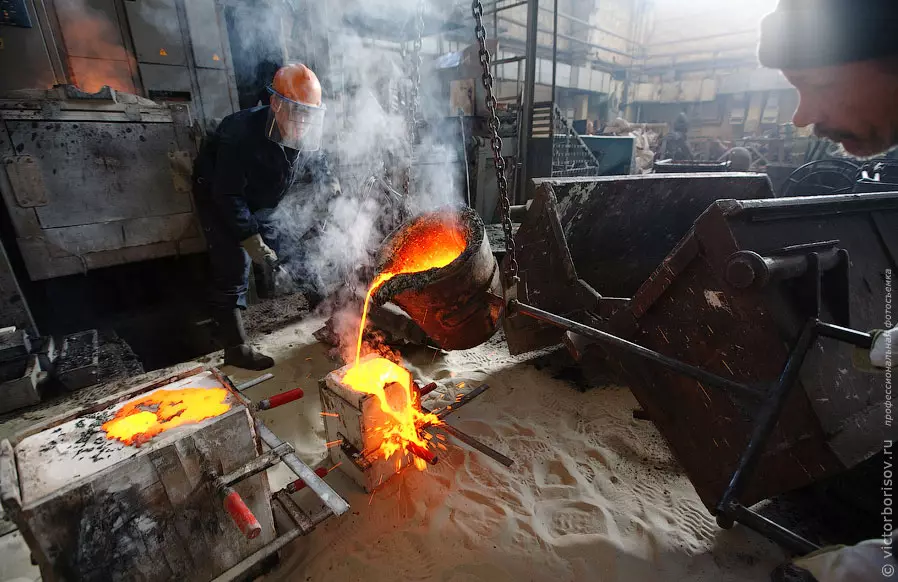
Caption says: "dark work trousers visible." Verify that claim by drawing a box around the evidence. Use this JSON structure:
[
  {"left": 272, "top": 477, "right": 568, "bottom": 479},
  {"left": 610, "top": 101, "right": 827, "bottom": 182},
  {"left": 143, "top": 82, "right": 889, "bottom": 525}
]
[{"left": 194, "top": 182, "right": 283, "bottom": 311}]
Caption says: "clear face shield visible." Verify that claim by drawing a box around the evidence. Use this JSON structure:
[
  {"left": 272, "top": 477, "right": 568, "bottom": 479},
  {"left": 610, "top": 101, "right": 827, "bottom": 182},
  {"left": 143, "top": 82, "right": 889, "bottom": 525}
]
[{"left": 265, "top": 86, "right": 326, "bottom": 152}]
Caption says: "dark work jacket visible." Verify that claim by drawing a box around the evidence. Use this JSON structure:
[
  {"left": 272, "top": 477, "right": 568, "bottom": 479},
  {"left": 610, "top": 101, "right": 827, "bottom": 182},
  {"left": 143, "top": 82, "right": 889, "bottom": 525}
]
[{"left": 192, "top": 105, "right": 339, "bottom": 241}]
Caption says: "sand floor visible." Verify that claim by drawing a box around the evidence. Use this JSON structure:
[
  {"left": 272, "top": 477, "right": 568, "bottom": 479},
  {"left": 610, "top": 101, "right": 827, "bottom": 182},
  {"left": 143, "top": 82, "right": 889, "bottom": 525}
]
[
  {"left": 237, "top": 317, "right": 787, "bottom": 582},
  {"left": 0, "top": 314, "right": 788, "bottom": 581}
]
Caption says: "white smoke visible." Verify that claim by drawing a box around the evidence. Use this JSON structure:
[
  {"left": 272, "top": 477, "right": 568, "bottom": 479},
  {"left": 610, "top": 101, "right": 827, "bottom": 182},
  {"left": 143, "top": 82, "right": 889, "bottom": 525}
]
[
  {"left": 275, "top": 3, "right": 467, "bottom": 293},
  {"left": 264, "top": 1, "right": 470, "bottom": 361}
]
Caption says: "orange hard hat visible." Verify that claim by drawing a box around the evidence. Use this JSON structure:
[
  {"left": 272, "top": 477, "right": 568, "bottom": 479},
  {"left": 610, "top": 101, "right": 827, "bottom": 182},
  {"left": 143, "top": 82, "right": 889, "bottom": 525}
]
[{"left": 271, "top": 64, "right": 321, "bottom": 107}]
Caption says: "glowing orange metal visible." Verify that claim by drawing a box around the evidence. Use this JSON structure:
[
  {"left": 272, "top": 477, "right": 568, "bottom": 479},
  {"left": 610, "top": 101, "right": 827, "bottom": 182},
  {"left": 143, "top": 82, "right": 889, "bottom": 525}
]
[
  {"left": 354, "top": 216, "right": 466, "bottom": 366},
  {"left": 102, "top": 387, "right": 231, "bottom": 447},
  {"left": 341, "top": 357, "right": 440, "bottom": 471},
  {"left": 342, "top": 214, "right": 466, "bottom": 471}
]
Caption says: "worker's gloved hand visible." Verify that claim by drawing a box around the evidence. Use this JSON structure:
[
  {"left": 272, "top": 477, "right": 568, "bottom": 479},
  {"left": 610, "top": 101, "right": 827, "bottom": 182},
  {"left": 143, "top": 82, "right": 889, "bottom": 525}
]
[
  {"left": 271, "top": 265, "right": 297, "bottom": 297},
  {"left": 870, "top": 326, "right": 895, "bottom": 368},
  {"left": 853, "top": 327, "right": 894, "bottom": 371},
  {"left": 792, "top": 539, "right": 894, "bottom": 582},
  {"left": 241, "top": 234, "right": 277, "bottom": 265}
]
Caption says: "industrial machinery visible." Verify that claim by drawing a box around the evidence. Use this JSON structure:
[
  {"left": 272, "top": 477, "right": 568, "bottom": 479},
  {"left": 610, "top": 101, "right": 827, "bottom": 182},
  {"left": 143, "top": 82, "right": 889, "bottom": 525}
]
[
  {"left": 0, "top": 0, "right": 284, "bottom": 285},
  {"left": 0, "top": 366, "right": 348, "bottom": 582},
  {"left": 0, "top": 0, "right": 245, "bottom": 129},
  {"left": 505, "top": 173, "right": 773, "bottom": 353},
  {"left": 654, "top": 159, "right": 731, "bottom": 173},
  {"left": 780, "top": 159, "right": 860, "bottom": 197},
  {"left": 0, "top": 85, "right": 203, "bottom": 281},
  {"left": 497, "top": 180, "right": 894, "bottom": 553},
  {"left": 464, "top": 1, "right": 894, "bottom": 552}
]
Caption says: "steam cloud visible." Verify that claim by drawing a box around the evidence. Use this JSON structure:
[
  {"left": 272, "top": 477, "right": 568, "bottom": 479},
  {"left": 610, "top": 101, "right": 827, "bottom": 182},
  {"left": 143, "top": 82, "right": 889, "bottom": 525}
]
[
  {"left": 64, "top": 0, "right": 469, "bottom": 362},
  {"left": 264, "top": 1, "right": 468, "bottom": 361}
]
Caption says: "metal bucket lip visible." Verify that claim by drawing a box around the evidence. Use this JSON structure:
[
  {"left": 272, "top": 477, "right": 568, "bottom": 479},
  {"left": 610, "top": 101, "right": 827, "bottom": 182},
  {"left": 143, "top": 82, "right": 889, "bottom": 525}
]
[{"left": 373, "top": 205, "right": 484, "bottom": 302}]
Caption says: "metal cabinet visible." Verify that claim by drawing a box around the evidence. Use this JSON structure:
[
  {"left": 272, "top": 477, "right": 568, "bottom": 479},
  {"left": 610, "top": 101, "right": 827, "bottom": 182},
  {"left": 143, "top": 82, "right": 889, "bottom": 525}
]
[
  {"left": 123, "top": 0, "right": 186, "bottom": 66},
  {"left": 0, "top": 87, "right": 203, "bottom": 280}
]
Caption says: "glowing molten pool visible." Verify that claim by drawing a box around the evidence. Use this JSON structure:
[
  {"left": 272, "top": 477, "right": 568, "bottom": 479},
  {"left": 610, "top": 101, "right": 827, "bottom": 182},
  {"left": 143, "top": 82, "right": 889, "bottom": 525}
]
[
  {"left": 345, "top": 212, "right": 465, "bottom": 470},
  {"left": 342, "top": 357, "right": 440, "bottom": 470},
  {"left": 103, "top": 387, "right": 232, "bottom": 447}
]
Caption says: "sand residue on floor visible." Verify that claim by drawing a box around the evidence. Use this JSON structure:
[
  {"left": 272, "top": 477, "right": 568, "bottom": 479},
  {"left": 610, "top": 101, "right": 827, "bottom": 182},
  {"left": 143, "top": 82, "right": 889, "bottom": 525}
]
[{"left": 226, "top": 319, "right": 785, "bottom": 582}]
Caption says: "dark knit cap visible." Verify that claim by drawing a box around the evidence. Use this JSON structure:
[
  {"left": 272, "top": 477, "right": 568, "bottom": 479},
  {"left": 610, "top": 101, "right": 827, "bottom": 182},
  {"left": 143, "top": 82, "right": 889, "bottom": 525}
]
[{"left": 759, "top": 0, "right": 898, "bottom": 69}]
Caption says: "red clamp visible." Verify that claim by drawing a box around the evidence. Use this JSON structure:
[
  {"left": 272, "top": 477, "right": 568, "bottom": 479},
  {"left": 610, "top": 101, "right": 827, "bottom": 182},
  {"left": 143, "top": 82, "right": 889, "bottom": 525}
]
[
  {"left": 406, "top": 442, "right": 439, "bottom": 465},
  {"left": 417, "top": 382, "right": 438, "bottom": 397},
  {"left": 285, "top": 466, "right": 328, "bottom": 494},
  {"left": 221, "top": 486, "right": 262, "bottom": 539},
  {"left": 257, "top": 387, "right": 305, "bottom": 411}
]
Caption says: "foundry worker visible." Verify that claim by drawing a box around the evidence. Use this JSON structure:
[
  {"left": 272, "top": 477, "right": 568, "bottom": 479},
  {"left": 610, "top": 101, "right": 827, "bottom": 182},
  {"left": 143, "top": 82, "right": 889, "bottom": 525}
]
[
  {"left": 759, "top": 1, "right": 896, "bottom": 579},
  {"left": 659, "top": 111, "right": 693, "bottom": 161},
  {"left": 760, "top": 0, "right": 898, "bottom": 158},
  {"left": 192, "top": 63, "right": 340, "bottom": 370}
]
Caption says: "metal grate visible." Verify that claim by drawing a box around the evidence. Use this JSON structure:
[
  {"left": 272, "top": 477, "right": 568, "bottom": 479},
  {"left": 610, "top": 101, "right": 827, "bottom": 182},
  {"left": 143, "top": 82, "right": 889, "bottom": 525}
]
[{"left": 532, "top": 102, "right": 601, "bottom": 177}]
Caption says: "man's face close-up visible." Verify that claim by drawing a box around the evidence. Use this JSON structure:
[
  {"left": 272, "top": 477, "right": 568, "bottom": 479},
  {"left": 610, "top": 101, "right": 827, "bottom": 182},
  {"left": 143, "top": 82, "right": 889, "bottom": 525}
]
[
  {"left": 783, "top": 60, "right": 898, "bottom": 157},
  {"left": 271, "top": 96, "right": 307, "bottom": 142}
]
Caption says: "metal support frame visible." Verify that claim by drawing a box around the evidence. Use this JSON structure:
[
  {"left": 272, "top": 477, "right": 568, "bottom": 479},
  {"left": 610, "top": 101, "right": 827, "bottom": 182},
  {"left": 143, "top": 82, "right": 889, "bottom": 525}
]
[
  {"left": 507, "top": 298, "right": 874, "bottom": 553},
  {"left": 255, "top": 422, "right": 350, "bottom": 516},
  {"left": 509, "top": 300, "right": 765, "bottom": 398},
  {"left": 517, "top": 0, "right": 539, "bottom": 206},
  {"left": 212, "top": 495, "right": 332, "bottom": 582},
  {"left": 549, "top": 0, "right": 558, "bottom": 138},
  {"left": 173, "top": 0, "right": 208, "bottom": 128},
  {"left": 481, "top": 0, "right": 634, "bottom": 44},
  {"left": 496, "top": 13, "right": 633, "bottom": 60},
  {"left": 714, "top": 318, "right": 872, "bottom": 554},
  {"left": 481, "top": 0, "right": 529, "bottom": 15},
  {"left": 214, "top": 369, "right": 351, "bottom": 517},
  {"left": 548, "top": 103, "right": 602, "bottom": 177}
]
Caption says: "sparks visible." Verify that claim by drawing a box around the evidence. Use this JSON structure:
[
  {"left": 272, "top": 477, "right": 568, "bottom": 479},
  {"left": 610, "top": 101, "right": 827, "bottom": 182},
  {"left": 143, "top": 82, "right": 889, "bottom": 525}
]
[
  {"left": 320, "top": 412, "right": 340, "bottom": 418},
  {"left": 342, "top": 357, "right": 441, "bottom": 471},
  {"left": 325, "top": 439, "right": 344, "bottom": 448}
]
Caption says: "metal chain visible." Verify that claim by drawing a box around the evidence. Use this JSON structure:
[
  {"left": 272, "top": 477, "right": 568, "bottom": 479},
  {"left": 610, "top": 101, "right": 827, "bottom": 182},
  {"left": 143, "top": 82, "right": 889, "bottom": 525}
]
[
  {"left": 411, "top": 0, "right": 424, "bottom": 130},
  {"left": 404, "top": 0, "right": 425, "bottom": 197},
  {"left": 472, "top": 0, "right": 518, "bottom": 283}
]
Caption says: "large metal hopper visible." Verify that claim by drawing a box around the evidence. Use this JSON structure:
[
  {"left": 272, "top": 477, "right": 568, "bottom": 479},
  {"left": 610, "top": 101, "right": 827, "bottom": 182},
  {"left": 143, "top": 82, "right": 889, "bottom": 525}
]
[
  {"left": 504, "top": 182, "right": 896, "bottom": 551},
  {"left": 507, "top": 174, "right": 774, "bottom": 354}
]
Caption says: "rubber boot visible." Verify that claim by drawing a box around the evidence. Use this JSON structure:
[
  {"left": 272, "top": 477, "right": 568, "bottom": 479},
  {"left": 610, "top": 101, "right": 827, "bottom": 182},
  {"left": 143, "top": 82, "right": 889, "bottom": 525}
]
[{"left": 215, "top": 308, "right": 274, "bottom": 370}]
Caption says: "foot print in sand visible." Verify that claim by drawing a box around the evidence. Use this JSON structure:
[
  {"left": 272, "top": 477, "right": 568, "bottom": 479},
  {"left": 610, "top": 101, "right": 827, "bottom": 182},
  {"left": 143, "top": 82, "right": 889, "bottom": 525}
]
[
  {"left": 669, "top": 496, "right": 718, "bottom": 551},
  {"left": 496, "top": 421, "right": 536, "bottom": 438},
  {"left": 576, "top": 461, "right": 596, "bottom": 483},
  {"left": 457, "top": 488, "right": 507, "bottom": 515},
  {"left": 535, "top": 458, "right": 579, "bottom": 487},
  {"left": 532, "top": 499, "right": 610, "bottom": 542},
  {"left": 631, "top": 480, "right": 718, "bottom": 552},
  {"left": 583, "top": 446, "right": 613, "bottom": 470}
]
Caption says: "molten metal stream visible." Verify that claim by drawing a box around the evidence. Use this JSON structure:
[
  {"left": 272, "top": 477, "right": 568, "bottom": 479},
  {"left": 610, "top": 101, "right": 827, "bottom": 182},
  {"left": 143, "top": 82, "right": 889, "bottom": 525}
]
[
  {"left": 353, "top": 216, "right": 467, "bottom": 366},
  {"left": 344, "top": 214, "right": 466, "bottom": 470}
]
